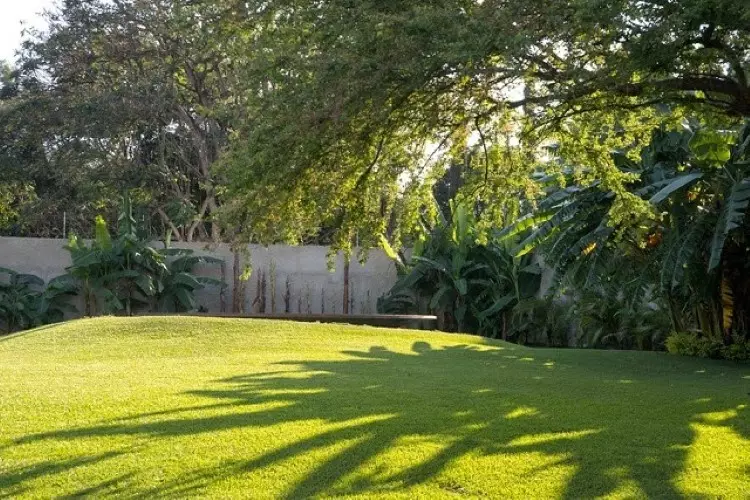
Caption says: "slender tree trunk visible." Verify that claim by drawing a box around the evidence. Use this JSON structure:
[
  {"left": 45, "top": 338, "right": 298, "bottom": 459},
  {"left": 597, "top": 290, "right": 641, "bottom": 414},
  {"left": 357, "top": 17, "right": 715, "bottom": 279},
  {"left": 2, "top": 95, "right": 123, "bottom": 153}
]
[
  {"left": 343, "top": 256, "right": 350, "bottom": 315},
  {"left": 232, "top": 250, "right": 245, "bottom": 314},
  {"left": 176, "top": 105, "right": 222, "bottom": 243},
  {"left": 219, "top": 259, "right": 227, "bottom": 313},
  {"left": 666, "top": 293, "right": 684, "bottom": 333},
  {"left": 207, "top": 196, "right": 221, "bottom": 242}
]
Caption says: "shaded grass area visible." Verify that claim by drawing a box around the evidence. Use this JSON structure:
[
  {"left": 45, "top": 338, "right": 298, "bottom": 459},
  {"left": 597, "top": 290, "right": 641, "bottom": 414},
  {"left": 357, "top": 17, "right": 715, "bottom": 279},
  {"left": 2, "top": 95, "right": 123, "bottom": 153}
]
[{"left": 0, "top": 317, "right": 748, "bottom": 498}]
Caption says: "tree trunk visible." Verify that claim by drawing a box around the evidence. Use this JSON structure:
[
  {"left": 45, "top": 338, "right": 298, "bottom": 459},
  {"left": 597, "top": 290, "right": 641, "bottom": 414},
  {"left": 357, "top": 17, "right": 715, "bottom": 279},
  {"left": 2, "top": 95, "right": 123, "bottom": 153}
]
[
  {"left": 219, "top": 259, "right": 227, "bottom": 313},
  {"left": 157, "top": 208, "right": 184, "bottom": 242},
  {"left": 343, "top": 256, "right": 350, "bottom": 315},
  {"left": 232, "top": 250, "right": 246, "bottom": 314}
]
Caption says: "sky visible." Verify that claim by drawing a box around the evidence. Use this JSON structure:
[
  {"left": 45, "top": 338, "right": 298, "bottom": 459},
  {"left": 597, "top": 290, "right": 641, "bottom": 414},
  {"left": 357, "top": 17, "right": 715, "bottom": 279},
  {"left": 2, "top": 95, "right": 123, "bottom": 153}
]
[{"left": 0, "top": 0, "right": 55, "bottom": 63}]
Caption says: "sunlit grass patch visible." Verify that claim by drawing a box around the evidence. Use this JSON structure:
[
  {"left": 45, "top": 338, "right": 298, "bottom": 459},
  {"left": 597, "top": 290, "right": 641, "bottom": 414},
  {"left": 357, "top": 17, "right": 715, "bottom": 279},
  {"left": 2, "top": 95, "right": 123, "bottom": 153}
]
[{"left": 1, "top": 316, "right": 748, "bottom": 498}]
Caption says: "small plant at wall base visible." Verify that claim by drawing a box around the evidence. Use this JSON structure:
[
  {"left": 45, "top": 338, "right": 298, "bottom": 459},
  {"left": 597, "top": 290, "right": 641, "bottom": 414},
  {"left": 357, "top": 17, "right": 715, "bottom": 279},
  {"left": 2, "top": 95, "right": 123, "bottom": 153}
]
[
  {"left": 157, "top": 249, "right": 226, "bottom": 313},
  {"left": 0, "top": 268, "right": 78, "bottom": 333},
  {"left": 253, "top": 270, "right": 267, "bottom": 313},
  {"left": 284, "top": 277, "right": 292, "bottom": 313},
  {"left": 666, "top": 332, "right": 749, "bottom": 361}
]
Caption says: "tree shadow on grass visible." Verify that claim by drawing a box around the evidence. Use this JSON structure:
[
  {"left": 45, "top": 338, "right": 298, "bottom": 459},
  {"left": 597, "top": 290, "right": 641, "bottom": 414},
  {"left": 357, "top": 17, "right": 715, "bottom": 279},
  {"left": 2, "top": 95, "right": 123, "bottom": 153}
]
[
  {"left": 6, "top": 343, "right": 750, "bottom": 498},
  {"left": 0, "top": 451, "right": 125, "bottom": 499}
]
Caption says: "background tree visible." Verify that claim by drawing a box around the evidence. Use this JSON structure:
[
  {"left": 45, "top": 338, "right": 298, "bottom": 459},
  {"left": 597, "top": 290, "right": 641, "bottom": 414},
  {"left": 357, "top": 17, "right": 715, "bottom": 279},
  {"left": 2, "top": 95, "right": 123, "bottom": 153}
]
[{"left": 2, "top": 0, "right": 261, "bottom": 241}]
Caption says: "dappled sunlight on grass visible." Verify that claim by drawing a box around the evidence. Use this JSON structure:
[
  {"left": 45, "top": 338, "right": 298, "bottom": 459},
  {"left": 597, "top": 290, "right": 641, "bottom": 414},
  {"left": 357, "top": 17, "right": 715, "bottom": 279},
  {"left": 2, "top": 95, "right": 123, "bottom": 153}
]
[
  {"left": 504, "top": 406, "right": 540, "bottom": 419},
  {"left": 0, "top": 317, "right": 748, "bottom": 498},
  {"left": 675, "top": 412, "right": 749, "bottom": 496}
]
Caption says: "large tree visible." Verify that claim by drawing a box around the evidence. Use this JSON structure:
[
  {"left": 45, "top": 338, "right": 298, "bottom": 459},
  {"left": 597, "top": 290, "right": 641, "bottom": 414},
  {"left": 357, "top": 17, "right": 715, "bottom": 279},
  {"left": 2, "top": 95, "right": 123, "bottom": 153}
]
[
  {"left": 221, "top": 0, "right": 749, "bottom": 250},
  {"left": 4, "top": 0, "right": 258, "bottom": 241}
]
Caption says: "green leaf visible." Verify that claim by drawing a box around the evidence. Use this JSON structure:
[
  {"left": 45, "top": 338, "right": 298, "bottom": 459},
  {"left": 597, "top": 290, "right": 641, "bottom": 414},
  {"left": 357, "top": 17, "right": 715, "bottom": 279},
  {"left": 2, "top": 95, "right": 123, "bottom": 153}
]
[
  {"left": 160, "top": 248, "right": 194, "bottom": 257},
  {"left": 171, "top": 272, "right": 203, "bottom": 290},
  {"left": 196, "top": 276, "right": 226, "bottom": 288},
  {"left": 708, "top": 177, "right": 750, "bottom": 271},
  {"left": 477, "top": 294, "right": 515, "bottom": 320},
  {"left": 429, "top": 285, "right": 453, "bottom": 310},
  {"left": 648, "top": 173, "right": 703, "bottom": 205},
  {"left": 455, "top": 278, "right": 468, "bottom": 296},
  {"left": 513, "top": 202, "right": 585, "bottom": 257},
  {"left": 16, "top": 274, "right": 44, "bottom": 288},
  {"left": 495, "top": 212, "right": 554, "bottom": 242},
  {"left": 175, "top": 288, "right": 196, "bottom": 311},
  {"left": 411, "top": 256, "right": 448, "bottom": 274},
  {"left": 0, "top": 267, "right": 19, "bottom": 278},
  {"left": 733, "top": 123, "right": 750, "bottom": 159},
  {"left": 70, "top": 250, "right": 104, "bottom": 268},
  {"left": 134, "top": 274, "right": 156, "bottom": 297},
  {"left": 689, "top": 130, "right": 732, "bottom": 165},
  {"left": 520, "top": 263, "right": 542, "bottom": 275},
  {"left": 662, "top": 219, "right": 708, "bottom": 291}
]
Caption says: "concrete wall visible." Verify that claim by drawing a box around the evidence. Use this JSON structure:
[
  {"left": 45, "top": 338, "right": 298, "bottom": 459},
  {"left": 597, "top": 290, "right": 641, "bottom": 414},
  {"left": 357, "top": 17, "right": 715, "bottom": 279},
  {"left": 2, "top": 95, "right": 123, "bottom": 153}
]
[{"left": 0, "top": 237, "right": 399, "bottom": 316}]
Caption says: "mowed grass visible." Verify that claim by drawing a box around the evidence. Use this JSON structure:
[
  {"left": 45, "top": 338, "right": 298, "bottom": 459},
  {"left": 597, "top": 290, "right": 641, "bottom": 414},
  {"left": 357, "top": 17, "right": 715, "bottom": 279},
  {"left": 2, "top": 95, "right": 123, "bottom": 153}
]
[{"left": 0, "top": 317, "right": 748, "bottom": 499}]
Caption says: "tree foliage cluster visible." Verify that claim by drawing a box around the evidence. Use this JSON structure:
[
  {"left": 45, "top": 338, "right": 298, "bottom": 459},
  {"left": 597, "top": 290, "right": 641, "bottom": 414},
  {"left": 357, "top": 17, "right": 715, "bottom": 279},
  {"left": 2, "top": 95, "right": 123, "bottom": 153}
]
[
  {"left": 1, "top": 0, "right": 256, "bottom": 241},
  {"left": 504, "top": 120, "right": 750, "bottom": 354}
]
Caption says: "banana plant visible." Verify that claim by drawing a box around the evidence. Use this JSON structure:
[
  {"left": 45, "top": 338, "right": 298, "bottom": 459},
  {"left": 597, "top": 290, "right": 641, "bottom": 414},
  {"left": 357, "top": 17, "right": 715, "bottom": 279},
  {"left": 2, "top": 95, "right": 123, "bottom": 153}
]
[
  {"left": 66, "top": 192, "right": 226, "bottom": 316},
  {"left": 66, "top": 215, "right": 166, "bottom": 316},
  {"left": 468, "top": 243, "right": 542, "bottom": 339},
  {"left": 156, "top": 248, "right": 225, "bottom": 312},
  {"left": 32, "top": 274, "right": 79, "bottom": 325},
  {"left": 500, "top": 120, "right": 750, "bottom": 342},
  {"left": 379, "top": 200, "right": 541, "bottom": 334},
  {"left": 0, "top": 268, "right": 44, "bottom": 332},
  {"left": 395, "top": 201, "right": 484, "bottom": 330},
  {"left": 0, "top": 269, "right": 78, "bottom": 333}
]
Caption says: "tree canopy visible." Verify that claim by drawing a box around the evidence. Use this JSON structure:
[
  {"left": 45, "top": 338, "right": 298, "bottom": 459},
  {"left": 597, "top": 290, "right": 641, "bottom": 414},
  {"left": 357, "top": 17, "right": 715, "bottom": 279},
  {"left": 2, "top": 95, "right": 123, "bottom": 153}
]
[{"left": 220, "top": 0, "right": 749, "bottom": 249}]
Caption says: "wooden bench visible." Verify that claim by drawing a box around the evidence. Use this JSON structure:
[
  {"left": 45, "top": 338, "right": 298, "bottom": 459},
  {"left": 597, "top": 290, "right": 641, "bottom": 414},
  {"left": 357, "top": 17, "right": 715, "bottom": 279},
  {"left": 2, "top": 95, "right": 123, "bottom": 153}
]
[{"left": 181, "top": 313, "right": 438, "bottom": 330}]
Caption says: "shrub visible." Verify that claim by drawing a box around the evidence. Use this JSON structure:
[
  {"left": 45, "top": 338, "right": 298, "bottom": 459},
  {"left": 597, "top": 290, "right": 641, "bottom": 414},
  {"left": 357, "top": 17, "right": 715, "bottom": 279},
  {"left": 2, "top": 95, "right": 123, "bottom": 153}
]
[
  {"left": 665, "top": 332, "right": 749, "bottom": 361},
  {"left": 721, "top": 337, "right": 750, "bottom": 361},
  {"left": 378, "top": 200, "right": 541, "bottom": 336}
]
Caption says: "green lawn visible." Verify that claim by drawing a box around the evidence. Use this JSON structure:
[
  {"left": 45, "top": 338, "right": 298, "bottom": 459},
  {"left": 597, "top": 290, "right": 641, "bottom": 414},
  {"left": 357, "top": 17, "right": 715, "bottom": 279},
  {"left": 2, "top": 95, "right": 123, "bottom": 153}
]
[{"left": 0, "top": 317, "right": 748, "bottom": 498}]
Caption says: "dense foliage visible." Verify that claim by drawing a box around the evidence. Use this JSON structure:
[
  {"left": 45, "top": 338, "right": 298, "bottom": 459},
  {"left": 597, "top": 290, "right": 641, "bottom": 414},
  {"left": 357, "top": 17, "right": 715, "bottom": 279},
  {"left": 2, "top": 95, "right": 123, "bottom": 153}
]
[
  {"left": 1, "top": 0, "right": 747, "bottom": 246},
  {"left": 381, "top": 122, "right": 750, "bottom": 353},
  {"left": 219, "top": 0, "right": 750, "bottom": 250},
  {"left": 65, "top": 194, "right": 225, "bottom": 317},
  {"left": 666, "top": 332, "right": 750, "bottom": 361},
  {"left": 482, "top": 120, "right": 747, "bottom": 353},
  {"left": 379, "top": 201, "right": 544, "bottom": 340},
  {"left": 0, "top": 269, "right": 77, "bottom": 333},
  {"left": 0, "top": 193, "right": 225, "bottom": 334},
  {"left": 0, "top": 0, "right": 256, "bottom": 240}
]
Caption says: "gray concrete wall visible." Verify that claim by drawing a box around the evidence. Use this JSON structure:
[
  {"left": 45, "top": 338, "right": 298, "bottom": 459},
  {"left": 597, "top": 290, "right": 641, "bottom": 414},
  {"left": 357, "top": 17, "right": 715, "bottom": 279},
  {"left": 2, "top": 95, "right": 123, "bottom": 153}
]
[{"left": 0, "top": 237, "right": 399, "bottom": 316}]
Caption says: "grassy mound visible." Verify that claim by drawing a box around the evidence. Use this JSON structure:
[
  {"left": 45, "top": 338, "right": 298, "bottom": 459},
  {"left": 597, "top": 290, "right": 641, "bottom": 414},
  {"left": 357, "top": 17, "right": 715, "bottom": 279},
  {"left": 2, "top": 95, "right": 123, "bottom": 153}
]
[{"left": 1, "top": 317, "right": 748, "bottom": 498}]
